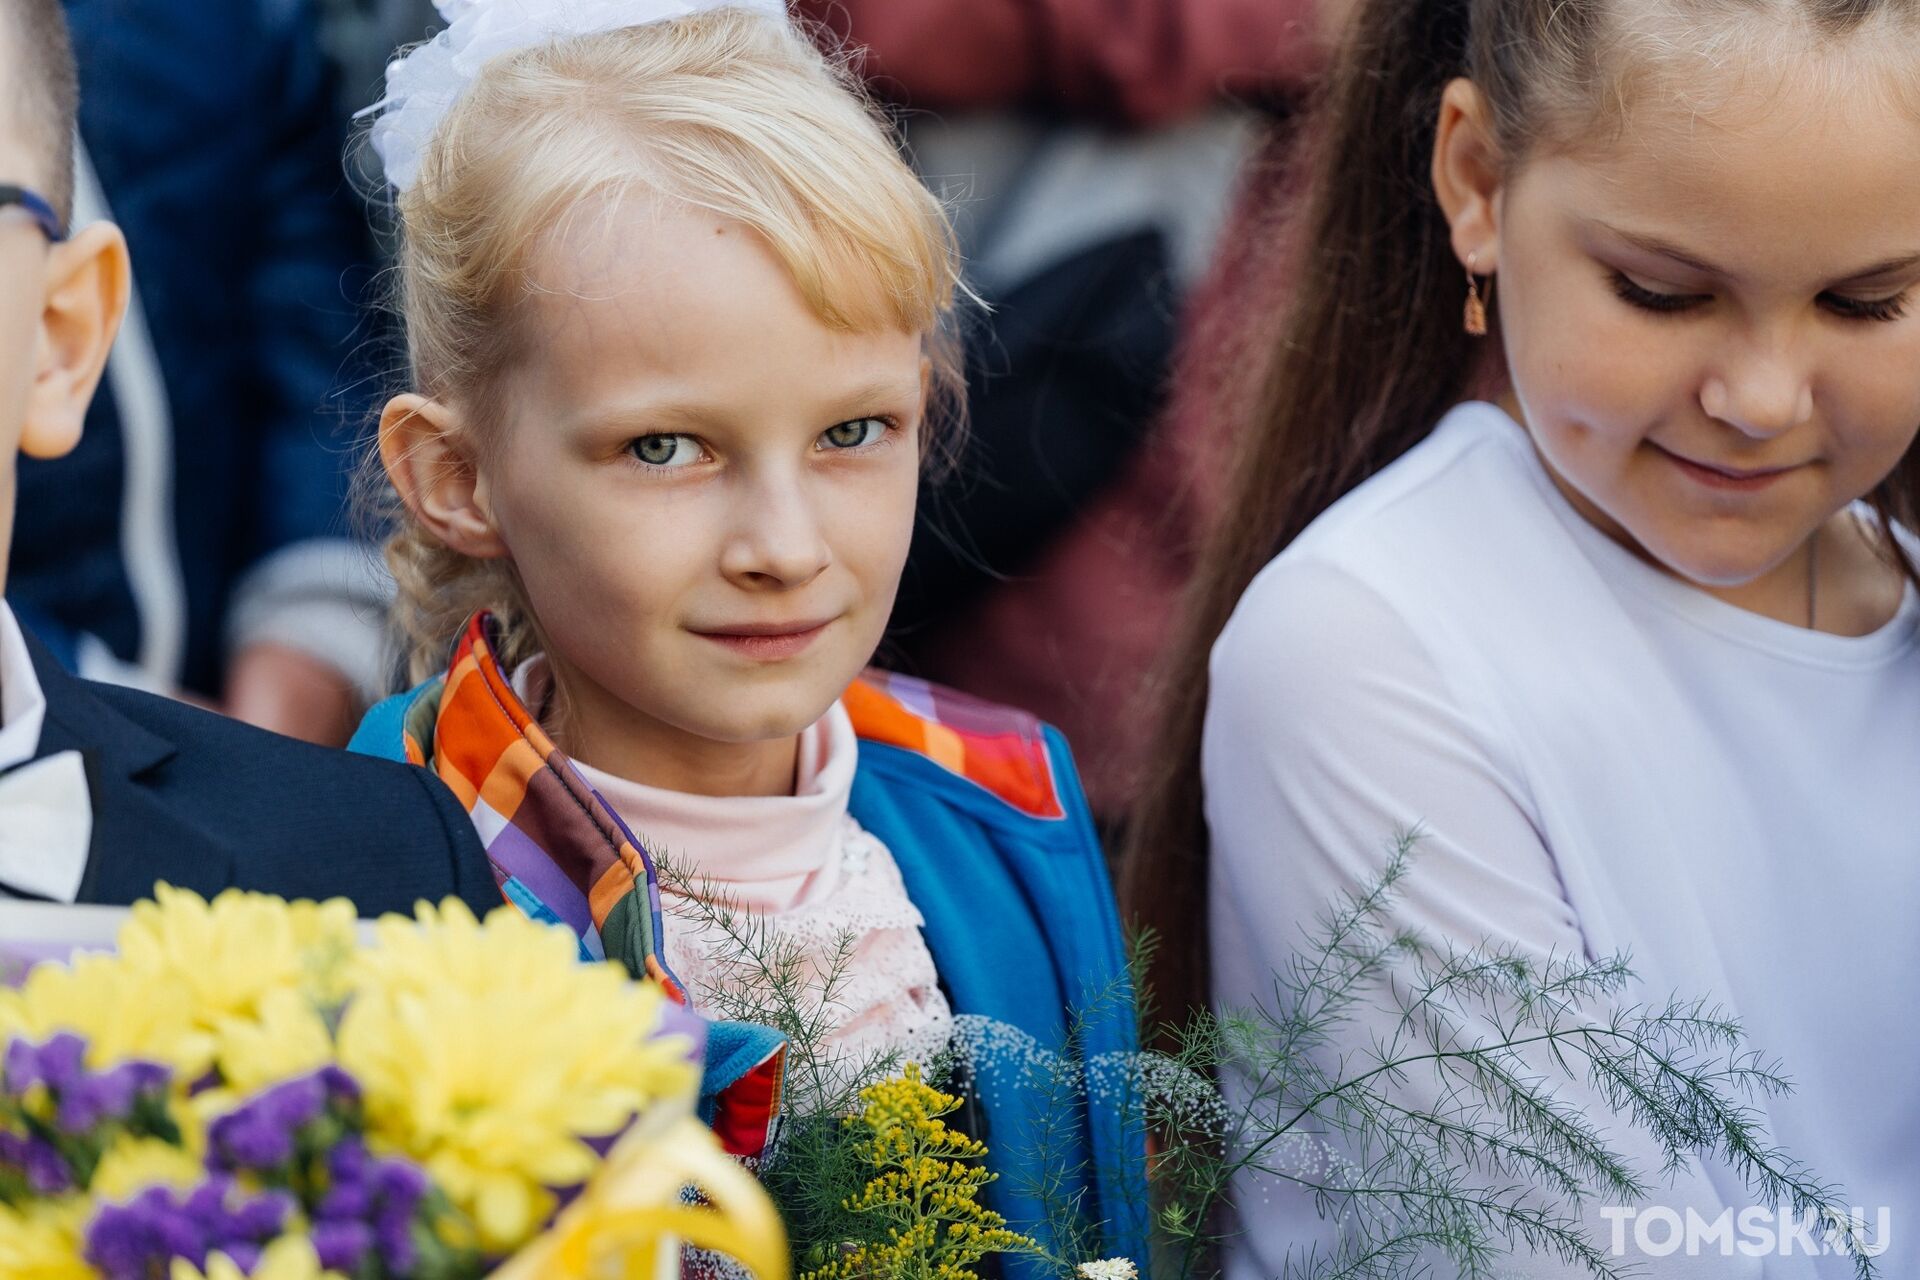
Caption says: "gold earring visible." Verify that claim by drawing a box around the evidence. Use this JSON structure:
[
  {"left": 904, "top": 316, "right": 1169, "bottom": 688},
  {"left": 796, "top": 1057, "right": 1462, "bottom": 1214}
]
[{"left": 1464, "top": 254, "right": 1495, "bottom": 336}]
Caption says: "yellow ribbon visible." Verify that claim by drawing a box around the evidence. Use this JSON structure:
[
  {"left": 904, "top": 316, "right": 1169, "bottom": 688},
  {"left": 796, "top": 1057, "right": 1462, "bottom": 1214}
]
[{"left": 493, "top": 1114, "right": 789, "bottom": 1280}]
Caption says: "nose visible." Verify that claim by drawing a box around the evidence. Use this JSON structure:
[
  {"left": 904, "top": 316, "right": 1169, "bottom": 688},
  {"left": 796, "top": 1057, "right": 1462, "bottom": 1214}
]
[
  {"left": 718, "top": 466, "right": 833, "bottom": 590},
  {"left": 1699, "top": 335, "right": 1814, "bottom": 439}
]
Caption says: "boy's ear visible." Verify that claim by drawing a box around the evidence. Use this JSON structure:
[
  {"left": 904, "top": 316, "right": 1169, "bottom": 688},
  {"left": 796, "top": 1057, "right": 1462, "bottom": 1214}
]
[
  {"left": 380, "top": 393, "right": 509, "bottom": 559},
  {"left": 1431, "top": 77, "right": 1504, "bottom": 276},
  {"left": 21, "top": 222, "right": 130, "bottom": 460}
]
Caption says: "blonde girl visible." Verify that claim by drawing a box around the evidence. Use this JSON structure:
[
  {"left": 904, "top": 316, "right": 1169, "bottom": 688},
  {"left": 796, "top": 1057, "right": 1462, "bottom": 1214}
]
[{"left": 349, "top": 2, "right": 1144, "bottom": 1266}]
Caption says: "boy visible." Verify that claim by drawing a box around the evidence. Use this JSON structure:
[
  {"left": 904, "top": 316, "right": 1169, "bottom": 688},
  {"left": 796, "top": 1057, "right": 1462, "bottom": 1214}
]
[{"left": 0, "top": 0, "right": 494, "bottom": 913}]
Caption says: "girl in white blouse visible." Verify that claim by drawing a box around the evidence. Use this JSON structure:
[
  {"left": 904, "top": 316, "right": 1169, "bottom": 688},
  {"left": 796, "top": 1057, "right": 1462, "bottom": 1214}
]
[{"left": 1122, "top": 0, "right": 1920, "bottom": 1274}]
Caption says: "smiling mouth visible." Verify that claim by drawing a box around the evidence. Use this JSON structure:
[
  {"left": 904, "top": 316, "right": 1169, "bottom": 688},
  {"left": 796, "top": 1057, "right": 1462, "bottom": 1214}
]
[
  {"left": 1652, "top": 443, "right": 1804, "bottom": 492},
  {"left": 692, "top": 620, "right": 834, "bottom": 661}
]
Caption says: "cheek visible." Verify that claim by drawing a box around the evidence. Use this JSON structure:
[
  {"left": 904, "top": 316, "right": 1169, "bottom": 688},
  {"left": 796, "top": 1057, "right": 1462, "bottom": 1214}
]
[
  {"left": 1503, "top": 265, "right": 1692, "bottom": 439},
  {"left": 1825, "top": 334, "right": 1920, "bottom": 483},
  {"left": 837, "top": 457, "right": 919, "bottom": 593},
  {"left": 488, "top": 463, "right": 691, "bottom": 640}
]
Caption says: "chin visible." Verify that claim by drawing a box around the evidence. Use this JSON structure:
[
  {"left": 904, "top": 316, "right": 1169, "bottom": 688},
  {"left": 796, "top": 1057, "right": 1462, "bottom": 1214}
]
[
  {"left": 699, "top": 693, "right": 837, "bottom": 744},
  {"left": 1648, "top": 533, "right": 1791, "bottom": 590}
]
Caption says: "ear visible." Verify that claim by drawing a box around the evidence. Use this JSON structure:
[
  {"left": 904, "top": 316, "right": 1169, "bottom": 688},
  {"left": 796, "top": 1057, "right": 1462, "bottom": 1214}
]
[
  {"left": 21, "top": 222, "right": 130, "bottom": 460},
  {"left": 379, "top": 392, "right": 509, "bottom": 559},
  {"left": 1431, "top": 77, "right": 1505, "bottom": 276}
]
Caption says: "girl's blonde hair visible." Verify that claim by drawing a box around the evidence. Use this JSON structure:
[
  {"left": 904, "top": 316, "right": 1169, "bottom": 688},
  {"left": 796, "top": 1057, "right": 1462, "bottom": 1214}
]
[{"left": 376, "top": 7, "right": 964, "bottom": 683}]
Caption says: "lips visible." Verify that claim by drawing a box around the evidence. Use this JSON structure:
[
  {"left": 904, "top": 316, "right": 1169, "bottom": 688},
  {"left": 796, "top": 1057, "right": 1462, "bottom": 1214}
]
[
  {"left": 1652, "top": 443, "right": 1803, "bottom": 492},
  {"left": 691, "top": 618, "right": 835, "bottom": 661}
]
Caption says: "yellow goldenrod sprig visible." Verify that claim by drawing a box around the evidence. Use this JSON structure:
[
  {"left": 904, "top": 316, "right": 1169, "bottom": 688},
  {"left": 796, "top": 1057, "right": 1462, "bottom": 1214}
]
[{"left": 799, "top": 1064, "right": 1042, "bottom": 1280}]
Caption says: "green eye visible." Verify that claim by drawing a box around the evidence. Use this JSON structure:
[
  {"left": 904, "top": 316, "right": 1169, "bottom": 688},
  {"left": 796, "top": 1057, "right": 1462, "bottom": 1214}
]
[
  {"left": 821, "top": 418, "right": 888, "bottom": 450},
  {"left": 629, "top": 434, "right": 701, "bottom": 467}
]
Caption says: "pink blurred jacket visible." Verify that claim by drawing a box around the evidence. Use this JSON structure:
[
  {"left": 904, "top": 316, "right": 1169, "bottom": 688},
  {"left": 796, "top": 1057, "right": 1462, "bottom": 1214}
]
[{"left": 794, "top": 0, "right": 1323, "bottom": 124}]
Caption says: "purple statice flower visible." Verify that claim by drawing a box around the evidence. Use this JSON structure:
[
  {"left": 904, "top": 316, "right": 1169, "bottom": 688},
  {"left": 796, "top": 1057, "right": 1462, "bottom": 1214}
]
[
  {"left": 5, "top": 1032, "right": 172, "bottom": 1141},
  {"left": 312, "top": 1218, "right": 375, "bottom": 1271},
  {"left": 0, "top": 1128, "right": 73, "bottom": 1194},
  {"left": 207, "top": 1066, "right": 365, "bottom": 1175},
  {"left": 372, "top": 1156, "right": 429, "bottom": 1271},
  {"left": 87, "top": 1186, "right": 212, "bottom": 1279},
  {"left": 4, "top": 1031, "right": 86, "bottom": 1095},
  {"left": 317, "top": 1140, "right": 371, "bottom": 1219},
  {"left": 208, "top": 1072, "right": 333, "bottom": 1172},
  {"left": 207, "top": 1103, "right": 296, "bottom": 1171},
  {"left": 314, "top": 1064, "right": 361, "bottom": 1108},
  {"left": 57, "top": 1059, "right": 169, "bottom": 1131},
  {"left": 220, "top": 1241, "right": 264, "bottom": 1274},
  {"left": 86, "top": 1178, "right": 296, "bottom": 1280},
  {"left": 224, "top": 1186, "right": 296, "bottom": 1241},
  {"left": 374, "top": 1155, "right": 428, "bottom": 1212},
  {"left": 309, "top": 1137, "right": 430, "bottom": 1274}
]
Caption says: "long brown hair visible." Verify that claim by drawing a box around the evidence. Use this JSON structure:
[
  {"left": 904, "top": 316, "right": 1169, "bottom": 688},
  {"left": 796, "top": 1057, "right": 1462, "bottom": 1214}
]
[{"left": 1122, "top": 0, "right": 1920, "bottom": 1027}]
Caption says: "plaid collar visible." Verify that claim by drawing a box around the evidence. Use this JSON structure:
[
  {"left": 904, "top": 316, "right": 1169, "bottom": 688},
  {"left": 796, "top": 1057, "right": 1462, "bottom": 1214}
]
[{"left": 404, "top": 613, "right": 686, "bottom": 999}]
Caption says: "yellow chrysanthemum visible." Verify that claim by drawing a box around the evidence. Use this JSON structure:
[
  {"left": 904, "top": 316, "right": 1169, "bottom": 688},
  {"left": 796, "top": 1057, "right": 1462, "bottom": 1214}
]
[
  {"left": 0, "top": 1198, "right": 91, "bottom": 1280},
  {"left": 338, "top": 900, "right": 697, "bottom": 1253},
  {"left": 169, "top": 1236, "right": 347, "bottom": 1280},
  {"left": 0, "top": 951, "right": 213, "bottom": 1078},
  {"left": 284, "top": 897, "right": 360, "bottom": 1007},
  {"left": 90, "top": 1135, "right": 204, "bottom": 1200},
  {"left": 107, "top": 885, "right": 359, "bottom": 1088},
  {"left": 353, "top": 898, "right": 564, "bottom": 1003},
  {"left": 211, "top": 986, "right": 335, "bottom": 1097},
  {"left": 119, "top": 885, "right": 355, "bottom": 1022}
]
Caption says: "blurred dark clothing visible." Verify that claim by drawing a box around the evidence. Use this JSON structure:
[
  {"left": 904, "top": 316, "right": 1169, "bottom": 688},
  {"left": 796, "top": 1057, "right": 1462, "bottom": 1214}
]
[
  {"left": 9, "top": 0, "right": 384, "bottom": 696},
  {"left": 909, "top": 129, "right": 1303, "bottom": 816},
  {"left": 893, "top": 214, "right": 1180, "bottom": 634},
  {"left": 794, "top": 0, "right": 1320, "bottom": 124}
]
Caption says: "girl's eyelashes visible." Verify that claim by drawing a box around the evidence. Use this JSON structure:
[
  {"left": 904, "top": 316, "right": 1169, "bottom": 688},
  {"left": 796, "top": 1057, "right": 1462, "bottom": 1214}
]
[
  {"left": 1819, "top": 290, "right": 1910, "bottom": 323},
  {"left": 623, "top": 418, "right": 895, "bottom": 470},
  {"left": 817, "top": 416, "right": 892, "bottom": 451},
  {"left": 1608, "top": 270, "right": 1913, "bottom": 324},
  {"left": 1609, "top": 271, "right": 1709, "bottom": 315},
  {"left": 627, "top": 433, "right": 705, "bottom": 469}
]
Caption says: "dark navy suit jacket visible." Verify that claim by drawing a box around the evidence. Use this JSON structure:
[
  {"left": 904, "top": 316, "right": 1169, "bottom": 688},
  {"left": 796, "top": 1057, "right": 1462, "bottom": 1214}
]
[{"left": 20, "top": 627, "right": 498, "bottom": 916}]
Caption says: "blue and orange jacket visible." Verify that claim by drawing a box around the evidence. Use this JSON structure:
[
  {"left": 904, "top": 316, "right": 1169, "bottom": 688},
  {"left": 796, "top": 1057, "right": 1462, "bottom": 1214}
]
[{"left": 349, "top": 613, "right": 1148, "bottom": 1269}]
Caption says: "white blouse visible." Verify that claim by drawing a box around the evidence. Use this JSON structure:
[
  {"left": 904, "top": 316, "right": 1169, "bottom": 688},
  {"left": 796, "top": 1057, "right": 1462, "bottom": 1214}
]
[{"left": 1204, "top": 402, "right": 1920, "bottom": 1278}]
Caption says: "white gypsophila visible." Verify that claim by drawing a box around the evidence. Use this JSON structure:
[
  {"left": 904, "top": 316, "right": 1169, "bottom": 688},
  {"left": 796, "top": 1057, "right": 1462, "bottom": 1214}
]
[
  {"left": 1076, "top": 1261, "right": 1139, "bottom": 1280},
  {"left": 360, "top": 0, "right": 790, "bottom": 194}
]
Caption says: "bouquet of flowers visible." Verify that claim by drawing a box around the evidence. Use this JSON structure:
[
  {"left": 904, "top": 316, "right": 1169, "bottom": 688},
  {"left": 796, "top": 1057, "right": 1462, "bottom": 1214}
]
[{"left": 0, "top": 886, "right": 788, "bottom": 1280}]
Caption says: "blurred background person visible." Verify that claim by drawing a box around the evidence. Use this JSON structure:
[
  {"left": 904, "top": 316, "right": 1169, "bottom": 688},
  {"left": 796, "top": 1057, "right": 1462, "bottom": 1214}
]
[
  {"left": 793, "top": 0, "right": 1345, "bottom": 829},
  {"left": 6, "top": 0, "right": 390, "bottom": 745}
]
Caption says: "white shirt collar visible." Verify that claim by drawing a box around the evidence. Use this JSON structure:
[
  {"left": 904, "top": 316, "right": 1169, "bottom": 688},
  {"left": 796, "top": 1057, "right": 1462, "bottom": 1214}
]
[
  {"left": 0, "top": 600, "right": 48, "bottom": 772},
  {"left": 0, "top": 601, "right": 89, "bottom": 903}
]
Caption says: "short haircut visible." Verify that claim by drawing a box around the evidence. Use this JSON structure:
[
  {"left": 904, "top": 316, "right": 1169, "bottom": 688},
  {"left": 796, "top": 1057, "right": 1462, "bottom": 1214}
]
[{"left": 8, "top": 0, "right": 78, "bottom": 223}]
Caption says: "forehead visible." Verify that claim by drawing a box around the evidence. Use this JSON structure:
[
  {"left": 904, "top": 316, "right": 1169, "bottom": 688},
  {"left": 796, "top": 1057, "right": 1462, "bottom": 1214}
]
[
  {"left": 1526, "top": 35, "right": 1920, "bottom": 279},
  {"left": 510, "top": 195, "right": 921, "bottom": 416}
]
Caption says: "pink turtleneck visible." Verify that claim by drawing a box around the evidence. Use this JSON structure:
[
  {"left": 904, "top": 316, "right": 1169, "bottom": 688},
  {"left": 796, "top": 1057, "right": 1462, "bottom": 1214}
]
[{"left": 512, "top": 656, "right": 953, "bottom": 1066}]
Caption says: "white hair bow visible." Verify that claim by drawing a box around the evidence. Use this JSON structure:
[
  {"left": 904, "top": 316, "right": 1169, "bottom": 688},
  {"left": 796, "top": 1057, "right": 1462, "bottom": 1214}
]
[{"left": 360, "top": 0, "right": 791, "bottom": 194}]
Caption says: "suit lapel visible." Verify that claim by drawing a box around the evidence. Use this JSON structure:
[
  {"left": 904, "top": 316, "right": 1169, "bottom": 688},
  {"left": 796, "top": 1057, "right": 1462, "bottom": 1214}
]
[{"left": 23, "top": 628, "right": 237, "bottom": 903}]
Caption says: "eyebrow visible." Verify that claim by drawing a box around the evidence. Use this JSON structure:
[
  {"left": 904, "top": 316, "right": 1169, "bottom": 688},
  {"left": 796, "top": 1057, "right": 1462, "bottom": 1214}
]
[
  {"left": 1600, "top": 223, "right": 1920, "bottom": 288},
  {"left": 579, "top": 377, "right": 922, "bottom": 435}
]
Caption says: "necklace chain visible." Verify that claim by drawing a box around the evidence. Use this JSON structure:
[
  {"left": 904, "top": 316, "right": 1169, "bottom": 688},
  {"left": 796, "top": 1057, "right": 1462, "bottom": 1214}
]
[{"left": 1807, "top": 528, "right": 1819, "bottom": 631}]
